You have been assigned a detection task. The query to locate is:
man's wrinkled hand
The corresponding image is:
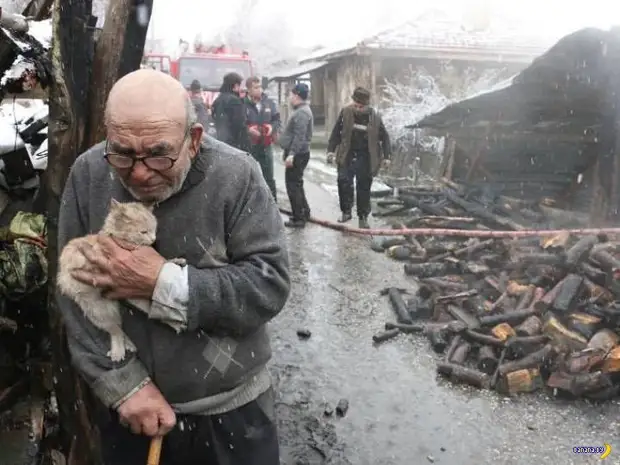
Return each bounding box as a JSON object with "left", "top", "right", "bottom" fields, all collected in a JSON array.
[
  {"left": 285, "top": 155, "right": 294, "bottom": 168},
  {"left": 249, "top": 127, "right": 261, "bottom": 137},
  {"left": 118, "top": 382, "right": 176, "bottom": 437},
  {"left": 326, "top": 152, "right": 335, "bottom": 164},
  {"left": 381, "top": 159, "right": 391, "bottom": 170},
  {"left": 71, "top": 236, "right": 166, "bottom": 300}
]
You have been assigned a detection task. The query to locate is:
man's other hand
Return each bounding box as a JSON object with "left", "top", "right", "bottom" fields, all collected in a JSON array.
[
  {"left": 72, "top": 236, "right": 166, "bottom": 300},
  {"left": 284, "top": 155, "right": 294, "bottom": 168},
  {"left": 264, "top": 124, "right": 273, "bottom": 136},
  {"left": 118, "top": 382, "right": 176, "bottom": 436}
]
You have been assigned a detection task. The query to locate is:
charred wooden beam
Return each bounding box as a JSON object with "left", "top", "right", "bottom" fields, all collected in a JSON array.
[
  {"left": 436, "top": 362, "right": 491, "bottom": 389},
  {"left": 23, "top": 0, "right": 55, "bottom": 20},
  {"left": 387, "top": 287, "right": 412, "bottom": 324},
  {"left": 564, "top": 235, "right": 600, "bottom": 269},
  {"left": 443, "top": 188, "right": 525, "bottom": 231}
]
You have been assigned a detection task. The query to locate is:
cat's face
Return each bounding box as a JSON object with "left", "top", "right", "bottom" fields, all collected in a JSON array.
[{"left": 103, "top": 200, "right": 157, "bottom": 245}]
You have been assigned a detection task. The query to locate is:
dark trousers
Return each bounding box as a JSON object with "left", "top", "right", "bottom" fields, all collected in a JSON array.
[
  {"left": 337, "top": 151, "right": 373, "bottom": 218},
  {"left": 250, "top": 145, "right": 277, "bottom": 201},
  {"left": 99, "top": 389, "right": 279, "bottom": 465},
  {"left": 285, "top": 151, "right": 310, "bottom": 221}
]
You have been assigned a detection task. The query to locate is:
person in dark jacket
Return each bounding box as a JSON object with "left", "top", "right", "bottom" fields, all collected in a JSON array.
[
  {"left": 244, "top": 76, "right": 280, "bottom": 201},
  {"left": 189, "top": 79, "right": 210, "bottom": 129},
  {"left": 278, "top": 83, "right": 313, "bottom": 228},
  {"left": 211, "top": 72, "right": 249, "bottom": 151},
  {"left": 327, "top": 87, "right": 391, "bottom": 229}
]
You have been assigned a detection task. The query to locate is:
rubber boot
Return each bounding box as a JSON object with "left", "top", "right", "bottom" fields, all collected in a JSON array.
[{"left": 338, "top": 212, "right": 352, "bottom": 223}]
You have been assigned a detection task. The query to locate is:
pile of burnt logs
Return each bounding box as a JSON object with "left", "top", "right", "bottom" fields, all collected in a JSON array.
[
  {"left": 371, "top": 187, "right": 620, "bottom": 400},
  {"left": 372, "top": 184, "right": 569, "bottom": 231}
]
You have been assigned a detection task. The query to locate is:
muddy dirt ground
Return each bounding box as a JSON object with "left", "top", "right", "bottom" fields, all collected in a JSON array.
[{"left": 270, "top": 154, "right": 620, "bottom": 465}]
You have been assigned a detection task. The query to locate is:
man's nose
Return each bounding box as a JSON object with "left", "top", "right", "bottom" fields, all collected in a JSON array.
[{"left": 128, "top": 160, "right": 153, "bottom": 183}]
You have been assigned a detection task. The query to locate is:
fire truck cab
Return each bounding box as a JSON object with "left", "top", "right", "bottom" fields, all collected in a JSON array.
[
  {"left": 142, "top": 43, "right": 253, "bottom": 109},
  {"left": 141, "top": 53, "right": 172, "bottom": 75}
]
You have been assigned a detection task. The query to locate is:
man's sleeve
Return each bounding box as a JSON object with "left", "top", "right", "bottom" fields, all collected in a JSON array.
[
  {"left": 327, "top": 110, "right": 344, "bottom": 153},
  {"left": 56, "top": 158, "right": 151, "bottom": 408},
  {"left": 142, "top": 262, "right": 189, "bottom": 333},
  {"left": 168, "top": 161, "right": 290, "bottom": 337},
  {"left": 378, "top": 115, "right": 392, "bottom": 160},
  {"left": 229, "top": 98, "right": 250, "bottom": 151},
  {"left": 288, "top": 111, "right": 311, "bottom": 155}
]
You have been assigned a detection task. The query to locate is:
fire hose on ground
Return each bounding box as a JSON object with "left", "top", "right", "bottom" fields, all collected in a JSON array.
[{"left": 278, "top": 208, "right": 620, "bottom": 238}]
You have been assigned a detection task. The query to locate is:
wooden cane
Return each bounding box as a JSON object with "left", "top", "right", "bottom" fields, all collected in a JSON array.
[{"left": 147, "top": 436, "right": 163, "bottom": 465}]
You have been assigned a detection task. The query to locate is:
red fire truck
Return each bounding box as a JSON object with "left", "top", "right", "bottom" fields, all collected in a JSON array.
[{"left": 142, "top": 44, "right": 253, "bottom": 107}]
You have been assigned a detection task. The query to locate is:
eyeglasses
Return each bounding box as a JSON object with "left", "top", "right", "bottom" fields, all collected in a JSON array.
[
  {"left": 104, "top": 127, "right": 190, "bottom": 172},
  {"left": 104, "top": 153, "right": 178, "bottom": 171}
]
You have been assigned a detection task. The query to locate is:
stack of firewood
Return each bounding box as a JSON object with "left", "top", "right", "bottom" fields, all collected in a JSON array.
[{"left": 371, "top": 186, "right": 620, "bottom": 400}]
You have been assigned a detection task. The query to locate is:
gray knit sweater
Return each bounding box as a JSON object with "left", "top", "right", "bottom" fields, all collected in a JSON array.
[{"left": 56, "top": 136, "right": 290, "bottom": 414}]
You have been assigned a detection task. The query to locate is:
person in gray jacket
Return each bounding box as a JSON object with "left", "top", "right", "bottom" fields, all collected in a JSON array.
[
  {"left": 56, "top": 69, "right": 289, "bottom": 465},
  {"left": 278, "top": 83, "right": 313, "bottom": 228},
  {"left": 189, "top": 79, "right": 210, "bottom": 129}
]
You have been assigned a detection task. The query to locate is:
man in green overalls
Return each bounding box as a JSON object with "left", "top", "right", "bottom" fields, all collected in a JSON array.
[{"left": 244, "top": 76, "right": 280, "bottom": 201}]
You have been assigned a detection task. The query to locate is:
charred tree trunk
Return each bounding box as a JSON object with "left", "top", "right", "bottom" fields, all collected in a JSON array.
[
  {"left": 85, "top": 0, "right": 153, "bottom": 147},
  {"left": 47, "top": 1, "right": 99, "bottom": 463},
  {"left": 48, "top": 0, "right": 152, "bottom": 463}
]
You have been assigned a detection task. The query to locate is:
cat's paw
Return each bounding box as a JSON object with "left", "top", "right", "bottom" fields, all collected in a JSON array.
[
  {"left": 170, "top": 257, "right": 187, "bottom": 267},
  {"left": 108, "top": 335, "right": 126, "bottom": 362},
  {"left": 107, "top": 347, "right": 126, "bottom": 362}
]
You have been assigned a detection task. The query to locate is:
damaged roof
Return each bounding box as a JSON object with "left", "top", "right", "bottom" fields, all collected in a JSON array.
[
  {"left": 301, "top": 9, "right": 561, "bottom": 65},
  {"left": 408, "top": 27, "right": 620, "bottom": 213},
  {"left": 410, "top": 28, "right": 617, "bottom": 134},
  {"left": 268, "top": 61, "right": 328, "bottom": 81}
]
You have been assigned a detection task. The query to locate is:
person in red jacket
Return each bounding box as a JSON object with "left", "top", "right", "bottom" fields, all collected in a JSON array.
[{"left": 244, "top": 76, "right": 280, "bottom": 201}]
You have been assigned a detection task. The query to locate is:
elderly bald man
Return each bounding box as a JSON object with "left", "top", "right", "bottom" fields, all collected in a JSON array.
[{"left": 56, "top": 69, "right": 289, "bottom": 465}]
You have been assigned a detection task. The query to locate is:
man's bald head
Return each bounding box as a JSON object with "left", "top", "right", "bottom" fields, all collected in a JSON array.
[
  {"left": 103, "top": 69, "right": 204, "bottom": 203},
  {"left": 105, "top": 69, "right": 192, "bottom": 128}
]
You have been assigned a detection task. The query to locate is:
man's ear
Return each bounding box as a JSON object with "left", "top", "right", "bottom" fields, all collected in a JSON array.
[{"left": 190, "top": 124, "right": 203, "bottom": 155}]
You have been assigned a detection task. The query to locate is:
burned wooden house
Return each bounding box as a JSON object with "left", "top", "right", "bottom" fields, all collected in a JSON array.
[
  {"left": 409, "top": 27, "right": 620, "bottom": 224},
  {"left": 275, "top": 10, "right": 558, "bottom": 135}
]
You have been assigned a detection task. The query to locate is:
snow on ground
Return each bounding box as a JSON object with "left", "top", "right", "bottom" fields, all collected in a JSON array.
[
  {"left": 0, "top": 99, "right": 46, "bottom": 122},
  {"left": 27, "top": 19, "right": 52, "bottom": 50},
  {"left": 0, "top": 56, "right": 31, "bottom": 86}
]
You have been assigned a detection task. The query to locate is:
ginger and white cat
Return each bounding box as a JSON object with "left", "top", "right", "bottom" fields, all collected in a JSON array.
[{"left": 58, "top": 199, "right": 163, "bottom": 362}]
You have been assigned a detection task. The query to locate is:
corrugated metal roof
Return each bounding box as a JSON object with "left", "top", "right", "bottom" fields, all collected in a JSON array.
[
  {"left": 268, "top": 61, "right": 328, "bottom": 81},
  {"left": 300, "top": 10, "right": 562, "bottom": 64}
]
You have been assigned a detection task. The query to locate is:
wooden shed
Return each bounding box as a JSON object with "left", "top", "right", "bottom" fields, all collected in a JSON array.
[
  {"left": 408, "top": 27, "right": 620, "bottom": 224},
  {"left": 296, "top": 10, "right": 561, "bottom": 136}
]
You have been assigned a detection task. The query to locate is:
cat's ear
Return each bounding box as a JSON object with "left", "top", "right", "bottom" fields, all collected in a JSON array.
[
  {"left": 144, "top": 202, "right": 155, "bottom": 212},
  {"left": 110, "top": 198, "right": 121, "bottom": 209}
]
